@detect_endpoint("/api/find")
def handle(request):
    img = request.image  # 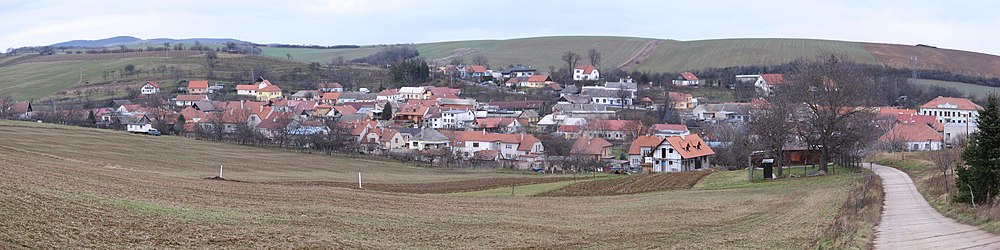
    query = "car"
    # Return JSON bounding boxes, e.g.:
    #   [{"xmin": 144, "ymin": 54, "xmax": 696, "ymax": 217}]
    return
[{"xmin": 147, "ymin": 128, "xmax": 161, "ymax": 136}]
